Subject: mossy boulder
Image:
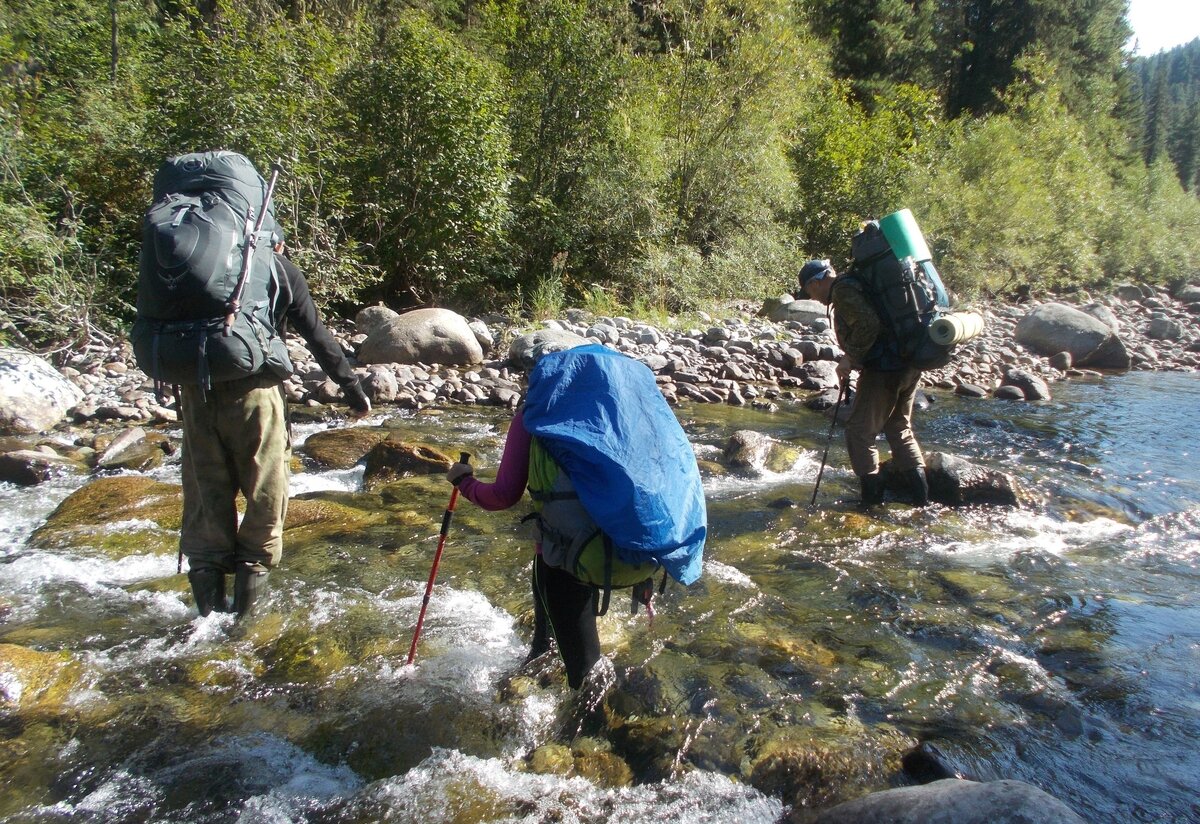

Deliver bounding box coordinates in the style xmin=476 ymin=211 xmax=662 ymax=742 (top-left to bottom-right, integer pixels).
xmin=749 ymin=726 xmax=911 ymax=811
xmin=0 ymin=643 xmax=85 ymax=716
xmin=362 ymin=440 xmax=455 ymax=490
xmin=300 ymin=427 xmax=391 ymax=469
xmin=723 ymin=430 xmax=801 ymax=475
xmin=29 ymin=475 xmax=182 ymax=555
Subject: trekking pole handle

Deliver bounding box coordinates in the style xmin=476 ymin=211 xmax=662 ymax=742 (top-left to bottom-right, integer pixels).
xmin=224 ymin=162 xmax=284 ymax=334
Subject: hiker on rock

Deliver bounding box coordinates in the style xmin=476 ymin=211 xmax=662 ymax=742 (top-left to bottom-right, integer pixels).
xmin=133 ymin=151 xmax=370 ymax=618
xmin=445 ymin=344 xmax=706 ymax=689
xmin=798 ymin=257 xmax=929 ymax=506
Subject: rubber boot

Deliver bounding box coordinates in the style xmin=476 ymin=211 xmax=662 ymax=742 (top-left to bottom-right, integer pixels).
xmin=188 ymin=569 xmax=226 ymax=616
xmin=232 ymin=565 xmax=269 ymax=619
xmin=860 ymin=472 xmax=886 ymax=506
xmin=903 ymin=467 xmax=929 ymax=507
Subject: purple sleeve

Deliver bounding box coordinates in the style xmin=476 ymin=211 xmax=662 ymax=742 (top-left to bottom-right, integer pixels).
xmin=458 ymin=410 xmax=531 ymax=511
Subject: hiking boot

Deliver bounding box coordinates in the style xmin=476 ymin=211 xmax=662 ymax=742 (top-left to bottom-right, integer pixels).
xmin=188 ymin=569 xmax=226 ymax=616
xmin=860 ymin=472 xmax=886 ymax=506
xmin=232 ymin=565 xmax=269 ymax=619
xmin=902 ymin=467 xmax=929 ymax=507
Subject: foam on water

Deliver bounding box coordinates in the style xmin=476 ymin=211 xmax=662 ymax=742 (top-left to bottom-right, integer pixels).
xmin=349 ymin=747 xmax=783 ymax=824
xmin=925 ymin=508 xmax=1131 ymax=560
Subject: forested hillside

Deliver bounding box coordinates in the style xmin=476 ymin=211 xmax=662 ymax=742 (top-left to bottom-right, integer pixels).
xmin=2 ymin=0 xmax=1199 ymax=352
xmin=1136 ymin=38 xmax=1200 ymax=194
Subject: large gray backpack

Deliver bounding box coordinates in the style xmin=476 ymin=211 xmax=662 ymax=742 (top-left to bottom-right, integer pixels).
xmin=132 ymin=151 xmax=293 ymax=388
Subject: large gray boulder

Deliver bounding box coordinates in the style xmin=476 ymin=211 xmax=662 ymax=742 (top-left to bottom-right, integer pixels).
xmin=354 ymin=304 xmax=401 ymax=338
xmin=507 ymin=329 xmax=589 ymax=371
xmin=762 ymin=295 xmax=828 ymax=324
xmin=809 ymin=779 xmax=1085 ymax=824
xmin=357 ymin=308 xmax=483 ymax=366
xmin=0 ymin=348 xmax=85 ymax=434
xmin=1014 ymin=303 xmax=1130 ymax=369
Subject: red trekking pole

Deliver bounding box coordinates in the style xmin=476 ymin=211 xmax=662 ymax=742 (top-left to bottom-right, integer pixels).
xmin=407 ymin=452 xmax=470 ymax=665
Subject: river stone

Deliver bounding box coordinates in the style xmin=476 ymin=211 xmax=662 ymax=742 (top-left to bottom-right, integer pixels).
xmin=361 ymin=440 xmax=455 ymax=489
xmin=797 ymin=360 xmax=840 ymax=391
xmin=1146 ymin=317 xmax=1183 ymax=341
xmin=1014 ymin=303 xmax=1130 ymax=369
xmin=0 ymin=348 xmax=85 ymax=435
xmin=468 ymin=320 xmax=494 ymax=353
xmin=357 ymin=308 xmax=483 ymax=366
xmin=507 ymin=329 xmax=589 ymax=370
xmin=922 ymin=451 xmax=1020 ymax=507
xmin=0 ymin=449 xmax=88 ymax=486
xmin=1113 ymin=284 xmax=1144 ymax=301
xmin=993 ymin=384 xmax=1025 ymax=400
xmin=1049 ymin=351 xmax=1072 ymax=371
xmin=954 ymin=383 xmax=988 ymax=399
xmin=1175 ymin=283 xmax=1200 ymax=304
xmin=723 ymin=430 xmax=781 ymax=474
xmin=807 ymin=778 xmax=1086 ymax=824
xmin=300 ymin=427 xmax=391 ymax=469
xmin=353 ymin=304 xmax=401 ymax=338
xmin=361 ymin=365 xmax=399 ymax=403
xmin=1001 ymin=368 xmax=1051 ymax=401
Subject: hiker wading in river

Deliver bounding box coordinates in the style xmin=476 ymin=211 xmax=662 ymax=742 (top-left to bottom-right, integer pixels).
xmin=799 ymin=258 xmax=929 ymax=506
xmin=133 ymin=151 xmax=371 ymax=618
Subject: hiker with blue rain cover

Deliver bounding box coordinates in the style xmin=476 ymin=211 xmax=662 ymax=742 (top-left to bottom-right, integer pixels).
xmin=133 ymin=151 xmax=371 ymax=619
xmin=445 ymin=344 xmax=707 ymax=689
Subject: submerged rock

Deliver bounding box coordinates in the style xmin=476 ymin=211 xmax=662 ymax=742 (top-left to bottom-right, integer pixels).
xmin=805 ymin=778 xmax=1086 ymax=823
xmin=30 ymin=475 xmax=182 ymax=553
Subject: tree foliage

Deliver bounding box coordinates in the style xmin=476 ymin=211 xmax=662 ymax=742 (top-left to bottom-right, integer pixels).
xmin=1 ymin=0 xmax=1198 ymax=351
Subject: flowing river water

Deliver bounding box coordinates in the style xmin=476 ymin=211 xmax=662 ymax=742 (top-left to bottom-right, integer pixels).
xmin=1 ymin=372 xmax=1197 ymax=823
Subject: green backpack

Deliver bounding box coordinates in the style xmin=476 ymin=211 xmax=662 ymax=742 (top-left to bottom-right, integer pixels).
xmin=132 ymin=151 xmax=292 ymax=388
xmin=526 ymin=437 xmax=661 ymax=614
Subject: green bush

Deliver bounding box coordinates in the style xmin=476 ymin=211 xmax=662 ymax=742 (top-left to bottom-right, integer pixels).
xmin=341 ymin=12 xmax=511 ymax=305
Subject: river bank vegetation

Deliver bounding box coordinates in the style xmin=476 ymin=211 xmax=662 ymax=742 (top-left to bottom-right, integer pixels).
xmin=2 ymin=0 xmax=1199 ymax=352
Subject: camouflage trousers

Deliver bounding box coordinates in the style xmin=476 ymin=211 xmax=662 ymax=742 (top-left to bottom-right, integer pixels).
xmin=845 ymin=366 xmax=924 ymax=478
xmin=179 ymin=374 xmax=290 ymax=573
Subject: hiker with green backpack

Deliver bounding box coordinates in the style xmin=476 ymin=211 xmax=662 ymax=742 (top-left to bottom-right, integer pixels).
xmin=444 ymin=344 xmax=707 ymax=689
xmin=133 ymin=151 xmax=371 ymax=619
xmin=799 ymin=210 xmax=972 ymax=507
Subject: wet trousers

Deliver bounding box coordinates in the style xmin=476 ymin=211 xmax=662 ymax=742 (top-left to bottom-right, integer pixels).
xmin=845 ymin=366 xmax=924 ymax=477
xmin=179 ymin=375 xmax=290 ymax=574
xmin=532 ymin=555 xmax=601 ymax=690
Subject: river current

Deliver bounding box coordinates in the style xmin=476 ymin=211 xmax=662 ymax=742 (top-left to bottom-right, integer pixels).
xmin=1 ymin=371 xmax=1197 ymax=823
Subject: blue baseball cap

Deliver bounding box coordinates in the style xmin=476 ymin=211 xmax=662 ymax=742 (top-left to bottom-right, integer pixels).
xmin=798 ymin=259 xmax=833 ymax=289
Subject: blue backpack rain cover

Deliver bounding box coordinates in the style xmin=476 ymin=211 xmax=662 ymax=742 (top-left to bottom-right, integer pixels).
xmin=523 ymin=344 xmax=707 ymax=586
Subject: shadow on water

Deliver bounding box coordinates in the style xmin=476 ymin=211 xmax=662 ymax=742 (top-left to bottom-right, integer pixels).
xmin=1 ymin=374 xmax=1198 ymax=822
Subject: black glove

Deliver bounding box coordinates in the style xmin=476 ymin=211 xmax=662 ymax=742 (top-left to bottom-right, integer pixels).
xmin=447 ymin=462 xmax=474 ymax=486
xmin=344 ymin=380 xmax=371 ymax=417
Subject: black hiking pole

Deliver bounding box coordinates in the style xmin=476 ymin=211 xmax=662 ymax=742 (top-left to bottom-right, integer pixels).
xmin=407 ymin=452 xmax=471 ymax=665
xmin=810 ymin=383 xmax=848 ymax=508
xmin=224 ymin=160 xmax=284 ymax=336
